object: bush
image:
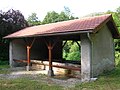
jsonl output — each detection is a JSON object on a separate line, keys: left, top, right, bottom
{"left": 115, "top": 51, "right": 120, "bottom": 66}
{"left": 63, "top": 41, "right": 80, "bottom": 61}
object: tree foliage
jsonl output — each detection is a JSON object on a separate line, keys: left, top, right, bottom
{"left": 103, "top": 8, "right": 120, "bottom": 65}
{"left": 63, "top": 41, "right": 80, "bottom": 61}
{"left": 42, "top": 10, "right": 74, "bottom": 24}
{"left": 105, "top": 9, "right": 120, "bottom": 53}
{"left": 0, "top": 9, "right": 28, "bottom": 60}
{"left": 42, "top": 11, "right": 59, "bottom": 24}
{"left": 0, "top": 9, "right": 28, "bottom": 37}
{"left": 42, "top": 7, "right": 78, "bottom": 24}
{"left": 27, "top": 13, "right": 41, "bottom": 26}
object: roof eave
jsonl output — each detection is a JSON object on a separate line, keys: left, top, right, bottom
{"left": 4, "top": 29, "right": 93, "bottom": 39}
{"left": 92, "top": 14, "right": 120, "bottom": 39}
{"left": 106, "top": 18, "right": 120, "bottom": 39}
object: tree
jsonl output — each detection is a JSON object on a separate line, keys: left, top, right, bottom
{"left": 58, "top": 11, "right": 70, "bottom": 21}
{"left": 0, "top": 9, "right": 28, "bottom": 37}
{"left": 0, "top": 9, "right": 28, "bottom": 60}
{"left": 63, "top": 41, "right": 80, "bottom": 61}
{"left": 63, "top": 6, "right": 77, "bottom": 20}
{"left": 42, "top": 11, "right": 59, "bottom": 24}
{"left": 116, "top": 7, "right": 120, "bottom": 15}
{"left": 106, "top": 11, "right": 120, "bottom": 32}
{"left": 106, "top": 10, "right": 120, "bottom": 53}
{"left": 105, "top": 8, "right": 120, "bottom": 66}
{"left": 42, "top": 7, "right": 77, "bottom": 24}
{"left": 27, "top": 13, "right": 41, "bottom": 26}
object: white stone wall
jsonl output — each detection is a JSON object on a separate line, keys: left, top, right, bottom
{"left": 12, "top": 39, "right": 27, "bottom": 60}
{"left": 81, "top": 34, "right": 92, "bottom": 82}
{"left": 9, "top": 39, "right": 27, "bottom": 67}
{"left": 90, "top": 25, "right": 115, "bottom": 77}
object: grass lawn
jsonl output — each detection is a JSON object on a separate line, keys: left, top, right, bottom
{"left": 0, "top": 62, "right": 63, "bottom": 90}
{"left": 0, "top": 61, "right": 10, "bottom": 74}
{"left": 0, "top": 77, "right": 63, "bottom": 90}
{"left": 70, "top": 66, "right": 120, "bottom": 90}
{"left": 0, "top": 61, "right": 120, "bottom": 90}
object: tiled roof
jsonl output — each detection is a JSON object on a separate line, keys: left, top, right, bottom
{"left": 4, "top": 14, "right": 119, "bottom": 38}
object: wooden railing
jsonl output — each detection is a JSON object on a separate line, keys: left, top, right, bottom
{"left": 13, "top": 59, "right": 81, "bottom": 71}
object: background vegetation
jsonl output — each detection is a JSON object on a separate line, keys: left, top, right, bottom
{"left": 26, "top": 6, "right": 120, "bottom": 61}
{"left": 0, "top": 6, "right": 120, "bottom": 90}
{"left": 0, "top": 6, "right": 120, "bottom": 62}
{"left": 0, "top": 9, "right": 28, "bottom": 61}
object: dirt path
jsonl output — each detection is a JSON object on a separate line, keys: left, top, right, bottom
{"left": 0, "top": 67, "right": 81, "bottom": 88}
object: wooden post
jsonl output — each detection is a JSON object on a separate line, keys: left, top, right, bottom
{"left": 25, "top": 38, "right": 36, "bottom": 71}
{"left": 48, "top": 44, "right": 52, "bottom": 70}
{"left": 43, "top": 37, "right": 59, "bottom": 76}
{"left": 26, "top": 46, "right": 31, "bottom": 71}
{"left": 47, "top": 42, "right": 54, "bottom": 76}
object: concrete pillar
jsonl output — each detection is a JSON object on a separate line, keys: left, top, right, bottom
{"left": 48, "top": 69, "right": 54, "bottom": 76}
{"left": 9, "top": 41, "right": 14, "bottom": 67}
{"left": 81, "top": 33, "right": 92, "bottom": 82}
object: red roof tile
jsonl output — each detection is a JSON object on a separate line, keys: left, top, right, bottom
{"left": 4, "top": 14, "right": 119, "bottom": 38}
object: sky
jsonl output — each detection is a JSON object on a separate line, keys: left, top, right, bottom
{"left": 0, "top": 0, "right": 120, "bottom": 20}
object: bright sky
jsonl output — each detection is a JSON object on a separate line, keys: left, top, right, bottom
{"left": 0, "top": 0, "right": 120, "bottom": 20}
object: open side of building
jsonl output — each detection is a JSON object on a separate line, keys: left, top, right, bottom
{"left": 4, "top": 14, "right": 120, "bottom": 82}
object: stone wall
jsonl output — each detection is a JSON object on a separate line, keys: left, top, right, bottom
{"left": 10, "top": 39, "right": 27, "bottom": 67}
{"left": 90, "top": 25, "right": 115, "bottom": 77}
{"left": 81, "top": 33, "right": 92, "bottom": 81}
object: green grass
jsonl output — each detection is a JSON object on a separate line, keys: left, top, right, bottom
{"left": 0, "top": 61, "right": 10, "bottom": 74}
{"left": 0, "top": 65, "right": 10, "bottom": 69}
{"left": 0, "top": 66, "right": 120, "bottom": 90}
{"left": 1, "top": 60, "right": 120, "bottom": 90}
{"left": 0, "top": 65, "right": 10, "bottom": 74}
{"left": 0, "top": 61, "right": 63, "bottom": 90}
{"left": 0, "top": 69, "right": 10, "bottom": 74}
{"left": 69, "top": 65, "right": 120, "bottom": 90}
{"left": 0, "top": 77, "right": 63, "bottom": 90}
{"left": 0, "top": 60, "right": 9, "bottom": 65}
{"left": 0, "top": 61, "right": 9, "bottom": 69}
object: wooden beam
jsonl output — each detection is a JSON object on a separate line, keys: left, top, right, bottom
{"left": 23, "top": 38, "right": 36, "bottom": 48}
{"left": 48, "top": 42, "right": 52, "bottom": 70}
{"left": 30, "top": 38, "right": 36, "bottom": 48}
{"left": 43, "top": 38, "right": 49, "bottom": 46}
{"left": 52, "top": 64, "right": 81, "bottom": 71}
{"left": 44, "top": 37, "right": 59, "bottom": 73}
{"left": 51, "top": 37, "right": 60, "bottom": 49}
{"left": 62, "top": 40, "right": 67, "bottom": 48}
{"left": 27, "top": 46, "right": 31, "bottom": 68}
{"left": 75, "top": 41, "right": 81, "bottom": 50}
{"left": 13, "top": 59, "right": 27, "bottom": 63}
{"left": 44, "top": 37, "right": 60, "bottom": 49}
{"left": 13, "top": 59, "right": 81, "bottom": 71}
{"left": 24, "top": 38, "right": 36, "bottom": 71}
